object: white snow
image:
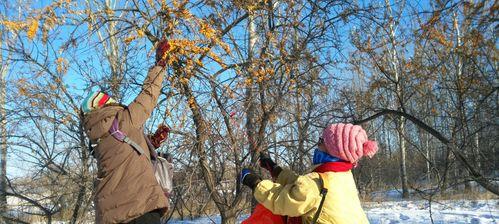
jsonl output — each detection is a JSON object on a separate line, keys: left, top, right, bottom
{"left": 168, "top": 199, "right": 498, "bottom": 223}
{"left": 365, "top": 199, "right": 498, "bottom": 224}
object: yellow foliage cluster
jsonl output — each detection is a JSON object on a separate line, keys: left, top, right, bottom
{"left": 104, "top": 7, "right": 114, "bottom": 16}
{"left": 49, "top": 84, "right": 58, "bottom": 91}
{"left": 137, "top": 29, "right": 145, "bottom": 38}
{"left": 219, "top": 42, "right": 232, "bottom": 55}
{"left": 244, "top": 60, "right": 275, "bottom": 86}
{"left": 124, "top": 36, "right": 137, "bottom": 45}
{"left": 162, "top": 39, "right": 195, "bottom": 83}
{"left": 166, "top": 39, "right": 205, "bottom": 65}
{"left": 10, "top": 0, "right": 70, "bottom": 43}
{"left": 123, "top": 0, "right": 230, "bottom": 80}
{"left": 164, "top": 110, "right": 172, "bottom": 118}
{"left": 1, "top": 20, "right": 26, "bottom": 31}
{"left": 199, "top": 21, "right": 217, "bottom": 40}
{"left": 208, "top": 51, "right": 226, "bottom": 68}
{"left": 197, "top": 20, "right": 230, "bottom": 66}
{"left": 1, "top": 18, "right": 40, "bottom": 41}
{"left": 172, "top": 0, "right": 193, "bottom": 20}
{"left": 133, "top": 0, "right": 232, "bottom": 87}
{"left": 124, "top": 29, "right": 146, "bottom": 45}
{"left": 27, "top": 19, "right": 39, "bottom": 40}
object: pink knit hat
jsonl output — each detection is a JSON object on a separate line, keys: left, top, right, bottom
{"left": 322, "top": 123, "right": 378, "bottom": 163}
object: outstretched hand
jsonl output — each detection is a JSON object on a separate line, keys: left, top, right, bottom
{"left": 259, "top": 152, "right": 277, "bottom": 173}
{"left": 150, "top": 124, "right": 170, "bottom": 148}
{"left": 155, "top": 40, "right": 170, "bottom": 67}
{"left": 259, "top": 152, "right": 283, "bottom": 178}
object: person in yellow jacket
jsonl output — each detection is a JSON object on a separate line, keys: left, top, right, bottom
{"left": 241, "top": 123, "right": 378, "bottom": 224}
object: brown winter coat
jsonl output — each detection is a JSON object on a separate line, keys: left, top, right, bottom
{"left": 83, "top": 66, "right": 168, "bottom": 224}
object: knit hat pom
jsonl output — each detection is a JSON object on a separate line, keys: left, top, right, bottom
{"left": 363, "top": 140, "right": 378, "bottom": 158}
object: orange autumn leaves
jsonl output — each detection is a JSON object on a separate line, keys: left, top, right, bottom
{"left": 244, "top": 61, "right": 276, "bottom": 85}
{"left": 123, "top": 29, "right": 146, "bottom": 45}
{"left": 1, "top": 19, "right": 38, "bottom": 40}
{"left": 122, "top": 0, "right": 232, "bottom": 86}
{"left": 1, "top": 0, "right": 71, "bottom": 43}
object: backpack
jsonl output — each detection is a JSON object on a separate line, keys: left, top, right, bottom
{"left": 153, "top": 156, "right": 174, "bottom": 197}
{"left": 108, "top": 116, "right": 174, "bottom": 197}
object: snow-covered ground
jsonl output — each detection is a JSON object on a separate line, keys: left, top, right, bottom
{"left": 365, "top": 199, "right": 498, "bottom": 224}
{"left": 169, "top": 199, "right": 498, "bottom": 223}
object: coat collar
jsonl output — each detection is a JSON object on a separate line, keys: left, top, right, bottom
{"left": 313, "top": 161, "right": 353, "bottom": 173}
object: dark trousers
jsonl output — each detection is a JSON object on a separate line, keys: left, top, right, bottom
{"left": 126, "top": 211, "right": 161, "bottom": 224}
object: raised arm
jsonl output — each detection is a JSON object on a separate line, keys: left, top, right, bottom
{"left": 127, "top": 66, "right": 165, "bottom": 127}
{"left": 127, "top": 40, "right": 170, "bottom": 127}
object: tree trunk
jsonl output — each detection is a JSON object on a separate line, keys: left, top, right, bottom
{"left": 221, "top": 212, "right": 237, "bottom": 224}
{"left": 398, "top": 119, "right": 409, "bottom": 198}
{"left": 70, "top": 123, "right": 90, "bottom": 224}
{"left": 0, "top": 29, "right": 9, "bottom": 224}
{"left": 384, "top": 122, "right": 392, "bottom": 159}
{"left": 246, "top": 11, "right": 258, "bottom": 157}
{"left": 426, "top": 132, "right": 431, "bottom": 185}
{"left": 384, "top": 0, "right": 409, "bottom": 198}
{"left": 474, "top": 133, "right": 480, "bottom": 169}
{"left": 245, "top": 12, "right": 259, "bottom": 210}
{"left": 441, "top": 145, "right": 451, "bottom": 196}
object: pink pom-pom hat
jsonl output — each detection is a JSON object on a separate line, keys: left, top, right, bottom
{"left": 322, "top": 123, "right": 378, "bottom": 163}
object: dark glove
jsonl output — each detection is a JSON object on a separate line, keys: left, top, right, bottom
{"left": 158, "top": 152, "right": 173, "bottom": 163}
{"left": 241, "top": 168, "right": 261, "bottom": 190}
{"left": 259, "top": 152, "right": 282, "bottom": 178}
{"left": 259, "top": 152, "right": 277, "bottom": 172}
{"left": 155, "top": 40, "right": 170, "bottom": 67}
{"left": 150, "top": 124, "right": 170, "bottom": 148}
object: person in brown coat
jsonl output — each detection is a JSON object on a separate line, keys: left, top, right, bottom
{"left": 80, "top": 40, "right": 170, "bottom": 224}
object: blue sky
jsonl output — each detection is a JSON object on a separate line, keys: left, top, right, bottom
{"left": 1, "top": 0, "right": 443, "bottom": 177}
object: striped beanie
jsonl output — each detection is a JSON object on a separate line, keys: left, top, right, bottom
{"left": 81, "top": 91, "right": 117, "bottom": 114}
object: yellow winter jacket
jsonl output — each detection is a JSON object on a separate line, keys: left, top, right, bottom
{"left": 253, "top": 167, "right": 369, "bottom": 224}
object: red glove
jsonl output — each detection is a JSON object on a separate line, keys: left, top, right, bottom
{"left": 150, "top": 124, "right": 170, "bottom": 148}
{"left": 155, "top": 40, "right": 170, "bottom": 67}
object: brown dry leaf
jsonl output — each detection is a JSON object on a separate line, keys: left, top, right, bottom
{"left": 56, "top": 57, "right": 69, "bottom": 74}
